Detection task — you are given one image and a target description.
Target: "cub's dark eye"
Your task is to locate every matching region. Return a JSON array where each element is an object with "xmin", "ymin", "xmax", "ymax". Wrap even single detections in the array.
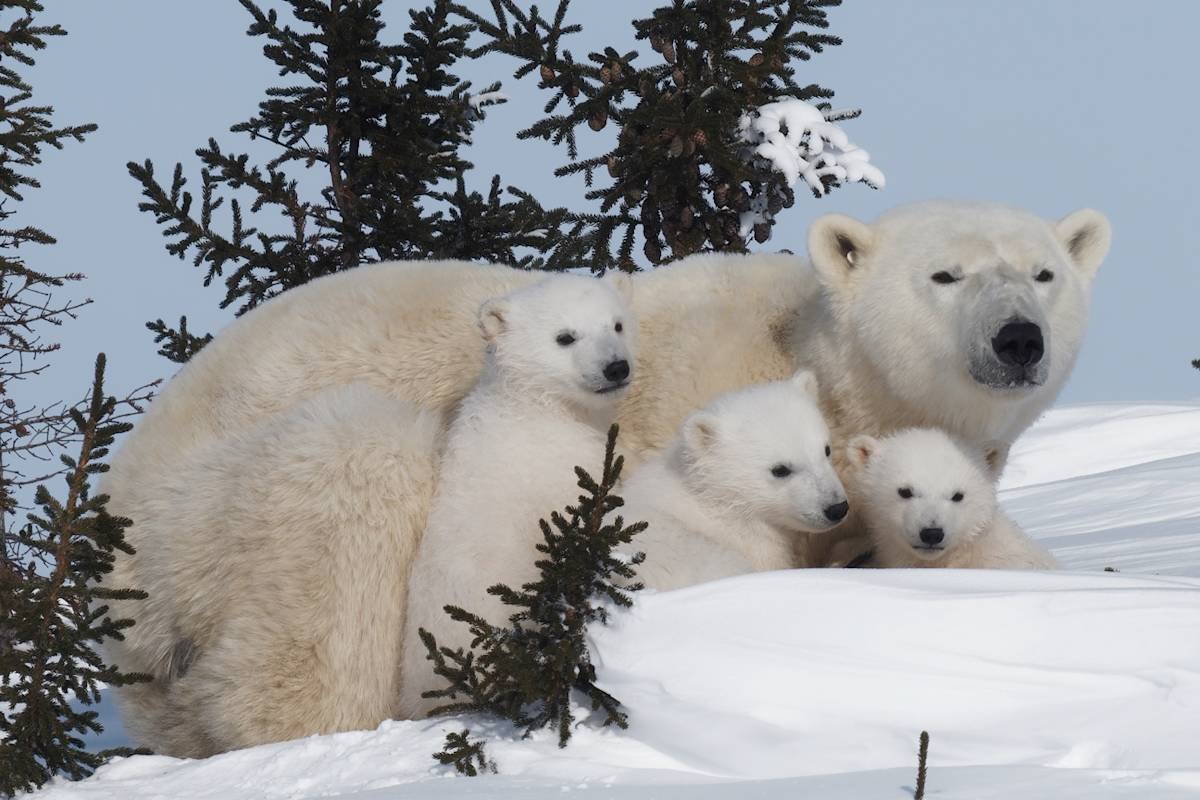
[
  {"xmin": 824, "ymin": 444, "xmax": 832, "ymax": 458},
  {"xmin": 931, "ymin": 271, "xmax": 959, "ymax": 285},
  {"xmin": 556, "ymin": 332, "xmax": 576, "ymax": 347},
  {"xmin": 770, "ymin": 464, "xmax": 793, "ymax": 479},
  {"xmin": 1035, "ymin": 268, "xmax": 1054, "ymax": 283},
  {"xmin": 952, "ymin": 491, "xmax": 964, "ymax": 502},
  {"xmin": 898, "ymin": 487, "xmax": 913, "ymax": 499},
  {"xmin": 614, "ymin": 321, "xmax": 624, "ymax": 333}
]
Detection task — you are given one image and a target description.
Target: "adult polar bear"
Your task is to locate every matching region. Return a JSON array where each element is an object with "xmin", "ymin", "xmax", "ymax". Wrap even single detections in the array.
[{"xmin": 104, "ymin": 201, "xmax": 1109, "ymax": 755}]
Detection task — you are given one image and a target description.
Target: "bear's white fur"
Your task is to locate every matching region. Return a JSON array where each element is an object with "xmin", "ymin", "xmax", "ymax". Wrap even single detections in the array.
[
  {"xmin": 847, "ymin": 428, "xmax": 1056, "ymax": 570},
  {"xmin": 104, "ymin": 384, "xmax": 442, "ymax": 757},
  {"xmin": 624, "ymin": 371, "xmax": 848, "ymax": 592},
  {"xmin": 104, "ymin": 202, "xmax": 1108, "ymax": 754},
  {"xmin": 399, "ymin": 274, "xmax": 635, "ymax": 718}
]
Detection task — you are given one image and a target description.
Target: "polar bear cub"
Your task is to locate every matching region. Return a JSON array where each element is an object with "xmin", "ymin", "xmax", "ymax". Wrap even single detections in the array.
[
  {"xmin": 400, "ymin": 273, "xmax": 635, "ymax": 718},
  {"xmin": 623, "ymin": 371, "xmax": 850, "ymax": 592},
  {"xmin": 847, "ymin": 428, "xmax": 1056, "ymax": 569}
]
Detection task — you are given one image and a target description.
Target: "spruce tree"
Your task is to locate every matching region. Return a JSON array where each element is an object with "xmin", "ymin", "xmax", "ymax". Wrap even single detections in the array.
[
  {"xmin": 419, "ymin": 425, "xmax": 646, "ymax": 749},
  {"xmin": 0, "ymin": 356, "xmax": 151, "ymax": 796},
  {"xmin": 453, "ymin": 0, "xmax": 879, "ymax": 269},
  {"xmin": 130, "ymin": 0, "xmax": 571, "ymax": 363},
  {"xmin": 1, "ymin": 4, "xmax": 154, "ymax": 793}
]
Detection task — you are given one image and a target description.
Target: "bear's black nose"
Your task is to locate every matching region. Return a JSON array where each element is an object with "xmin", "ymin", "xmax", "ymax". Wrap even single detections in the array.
[
  {"xmin": 991, "ymin": 320, "xmax": 1044, "ymax": 367},
  {"xmin": 823, "ymin": 501, "xmax": 849, "ymax": 522},
  {"xmin": 919, "ymin": 527, "xmax": 945, "ymax": 545},
  {"xmin": 603, "ymin": 359, "xmax": 630, "ymax": 383}
]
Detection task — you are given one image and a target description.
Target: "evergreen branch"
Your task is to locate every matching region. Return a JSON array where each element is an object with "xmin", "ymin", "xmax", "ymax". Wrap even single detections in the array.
[
  {"xmin": 1, "ymin": 355, "xmax": 152, "ymax": 794},
  {"xmin": 914, "ymin": 730, "xmax": 930, "ymax": 800},
  {"xmin": 420, "ymin": 424, "xmax": 646, "ymax": 756},
  {"xmin": 433, "ymin": 729, "xmax": 496, "ymax": 776}
]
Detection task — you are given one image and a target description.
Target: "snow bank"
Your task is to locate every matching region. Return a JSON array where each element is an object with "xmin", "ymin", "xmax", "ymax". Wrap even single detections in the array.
[
  {"xmin": 31, "ymin": 402, "xmax": 1200, "ymax": 799},
  {"xmin": 1002, "ymin": 402, "xmax": 1200, "ymax": 576},
  {"xmin": 592, "ymin": 569, "xmax": 1200, "ymax": 778}
]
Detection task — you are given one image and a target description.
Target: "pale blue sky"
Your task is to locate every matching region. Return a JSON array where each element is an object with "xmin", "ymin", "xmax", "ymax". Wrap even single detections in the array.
[{"xmin": 17, "ymin": 1, "xmax": 1199, "ymax": 414}]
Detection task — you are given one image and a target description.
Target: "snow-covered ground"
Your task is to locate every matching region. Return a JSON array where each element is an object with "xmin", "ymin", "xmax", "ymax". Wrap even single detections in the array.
[{"xmin": 33, "ymin": 402, "xmax": 1200, "ymax": 799}]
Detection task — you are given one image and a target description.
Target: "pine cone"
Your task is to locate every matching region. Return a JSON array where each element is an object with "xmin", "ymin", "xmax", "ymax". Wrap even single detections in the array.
[{"xmin": 644, "ymin": 239, "xmax": 662, "ymax": 263}]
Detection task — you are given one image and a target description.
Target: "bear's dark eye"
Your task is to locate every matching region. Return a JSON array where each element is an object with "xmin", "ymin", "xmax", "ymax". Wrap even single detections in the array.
[
  {"xmin": 614, "ymin": 321, "xmax": 623, "ymax": 333},
  {"xmin": 898, "ymin": 487, "xmax": 913, "ymax": 499},
  {"xmin": 952, "ymin": 491, "xmax": 965, "ymax": 502},
  {"xmin": 556, "ymin": 332, "xmax": 576, "ymax": 347},
  {"xmin": 824, "ymin": 444, "xmax": 832, "ymax": 458},
  {"xmin": 770, "ymin": 464, "xmax": 793, "ymax": 479},
  {"xmin": 931, "ymin": 271, "xmax": 959, "ymax": 285},
  {"xmin": 1035, "ymin": 268, "xmax": 1054, "ymax": 283}
]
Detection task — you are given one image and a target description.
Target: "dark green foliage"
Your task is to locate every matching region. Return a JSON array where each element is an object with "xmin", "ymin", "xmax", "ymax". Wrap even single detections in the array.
[
  {"xmin": 914, "ymin": 730, "xmax": 930, "ymax": 800},
  {"xmin": 1, "ymin": 8, "xmax": 153, "ymax": 791},
  {"xmin": 130, "ymin": 0, "xmax": 572, "ymax": 361},
  {"xmin": 1192, "ymin": 358, "xmax": 1199, "ymax": 370},
  {"xmin": 0, "ymin": 355, "xmax": 152, "ymax": 796},
  {"xmin": 455, "ymin": 0, "xmax": 870, "ymax": 270},
  {"xmin": 146, "ymin": 316, "xmax": 213, "ymax": 365},
  {"xmin": 420, "ymin": 424, "xmax": 646, "ymax": 749},
  {"xmin": 434, "ymin": 729, "xmax": 497, "ymax": 776}
]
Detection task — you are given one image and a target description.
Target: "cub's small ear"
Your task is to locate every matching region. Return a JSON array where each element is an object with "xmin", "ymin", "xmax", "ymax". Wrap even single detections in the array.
[
  {"xmin": 808, "ymin": 213, "xmax": 873, "ymax": 294},
  {"xmin": 846, "ymin": 434, "xmax": 878, "ymax": 471},
  {"xmin": 789, "ymin": 369, "xmax": 820, "ymax": 402},
  {"xmin": 681, "ymin": 411, "xmax": 719, "ymax": 454},
  {"xmin": 478, "ymin": 298, "xmax": 509, "ymax": 342},
  {"xmin": 1055, "ymin": 208, "xmax": 1111, "ymax": 280},
  {"xmin": 604, "ymin": 270, "xmax": 635, "ymax": 305},
  {"xmin": 982, "ymin": 440, "xmax": 1011, "ymax": 479}
]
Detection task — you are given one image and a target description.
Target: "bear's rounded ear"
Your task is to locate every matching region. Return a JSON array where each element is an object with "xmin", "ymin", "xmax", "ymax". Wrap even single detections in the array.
[
  {"xmin": 808, "ymin": 213, "xmax": 873, "ymax": 293},
  {"xmin": 478, "ymin": 298, "xmax": 509, "ymax": 342},
  {"xmin": 982, "ymin": 440, "xmax": 1010, "ymax": 480},
  {"xmin": 846, "ymin": 434, "xmax": 878, "ymax": 471},
  {"xmin": 789, "ymin": 369, "xmax": 820, "ymax": 402},
  {"xmin": 604, "ymin": 270, "xmax": 635, "ymax": 305},
  {"xmin": 1055, "ymin": 209, "xmax": 1111, "ymax": 280},
  {"xmin": 681, "ymin": 411, "xmax": 719, "ymax": 454}
]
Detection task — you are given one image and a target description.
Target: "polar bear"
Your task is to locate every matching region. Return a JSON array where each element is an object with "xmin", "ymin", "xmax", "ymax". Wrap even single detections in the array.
[
  {"xmin": 106, "ymin": 384, "xmax": 443, "ymax": 757},
  {"xmin": 399, "ymin": 274, "xmax": 635, "ymax": 718},
  {"xmin": 624, "ymin": 371, "xmax": 849, "ymax": 592},
  {"xmin": 104, "ymin": 201, "xmax": 1109, "ymax": 754},
  {"xmin": 846, "ymin": 428, "xmax": 1056, "ymax": 569}
]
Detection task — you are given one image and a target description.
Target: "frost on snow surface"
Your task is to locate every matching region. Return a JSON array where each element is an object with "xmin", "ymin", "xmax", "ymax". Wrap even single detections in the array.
[
  {"xmin": 737, "ymin": 99, "xmax": 885, "ymax": 237},
  {"xmin": 33, "ymin": 402, "xmax": 1200, "ymax": 800}
]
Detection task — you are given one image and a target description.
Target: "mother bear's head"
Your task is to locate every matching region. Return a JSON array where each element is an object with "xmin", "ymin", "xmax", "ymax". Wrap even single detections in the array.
[{"xmin": 806, "ymin": 201, "xmax": 1110, "ymax": 426}]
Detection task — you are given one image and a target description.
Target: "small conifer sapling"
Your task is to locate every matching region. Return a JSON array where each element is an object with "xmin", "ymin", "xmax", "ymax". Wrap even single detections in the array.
[
  {"xmin": 419, "ymin": 424, "xmax": 646, "ymax": 750},
  {"xmin": 434, "ymin": 729, "xmax": 497, "ymax": 776},
  {"xmin": 0, "ymin": 355, "xmax": 151, "ymax": 795}
]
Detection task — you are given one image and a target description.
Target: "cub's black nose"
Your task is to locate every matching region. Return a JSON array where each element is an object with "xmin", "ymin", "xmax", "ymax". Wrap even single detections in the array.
[
  {"xmin": 603, "ymin": 359, "xmax": 630, "ymax": 383},
  {"xmin": 824, "ymin": 501, "xmax": 849, "ymax": 522},
  {"xmin": 991, "ymin": 321, "xmax": 1044, "ymax": 367},
  {"xmin": 919, "ymin": 527, "xmax": 945, "ymax": 545}
]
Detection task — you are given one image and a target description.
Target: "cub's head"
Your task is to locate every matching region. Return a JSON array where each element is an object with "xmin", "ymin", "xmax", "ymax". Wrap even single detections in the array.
[
  {"xmin": 478, "ymin": 273, "xmax": 635, "ymax": 410},
  {"xmin": 808, "ymin": 202, "xmax": 1110, "ymax": 416},
  {"xmin": 675, "ymin": 371, "xmax": 849, "ymax": 533},
  {"xmin": 847, "ymin": 428, "xmax": 1004, "ymax": 560}
]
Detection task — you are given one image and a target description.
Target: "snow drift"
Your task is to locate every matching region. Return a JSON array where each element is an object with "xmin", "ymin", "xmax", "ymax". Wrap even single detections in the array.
[{"xmin": 31, "ymin": 401, "xmax": 1200, "ymax": 799}]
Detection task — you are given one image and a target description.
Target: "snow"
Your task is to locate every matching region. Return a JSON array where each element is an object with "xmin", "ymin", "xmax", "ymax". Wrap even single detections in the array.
[
  {"xmin": 737, "ymin": 99, "xmax": 885, "ymax": 236},
  {"xmin": 467, "ymin": 90, "xmax": 508, "ymax": 112},
  {"xmin": 31, "ymin": 401, "xmax": 1200, "ymax": 799}
]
